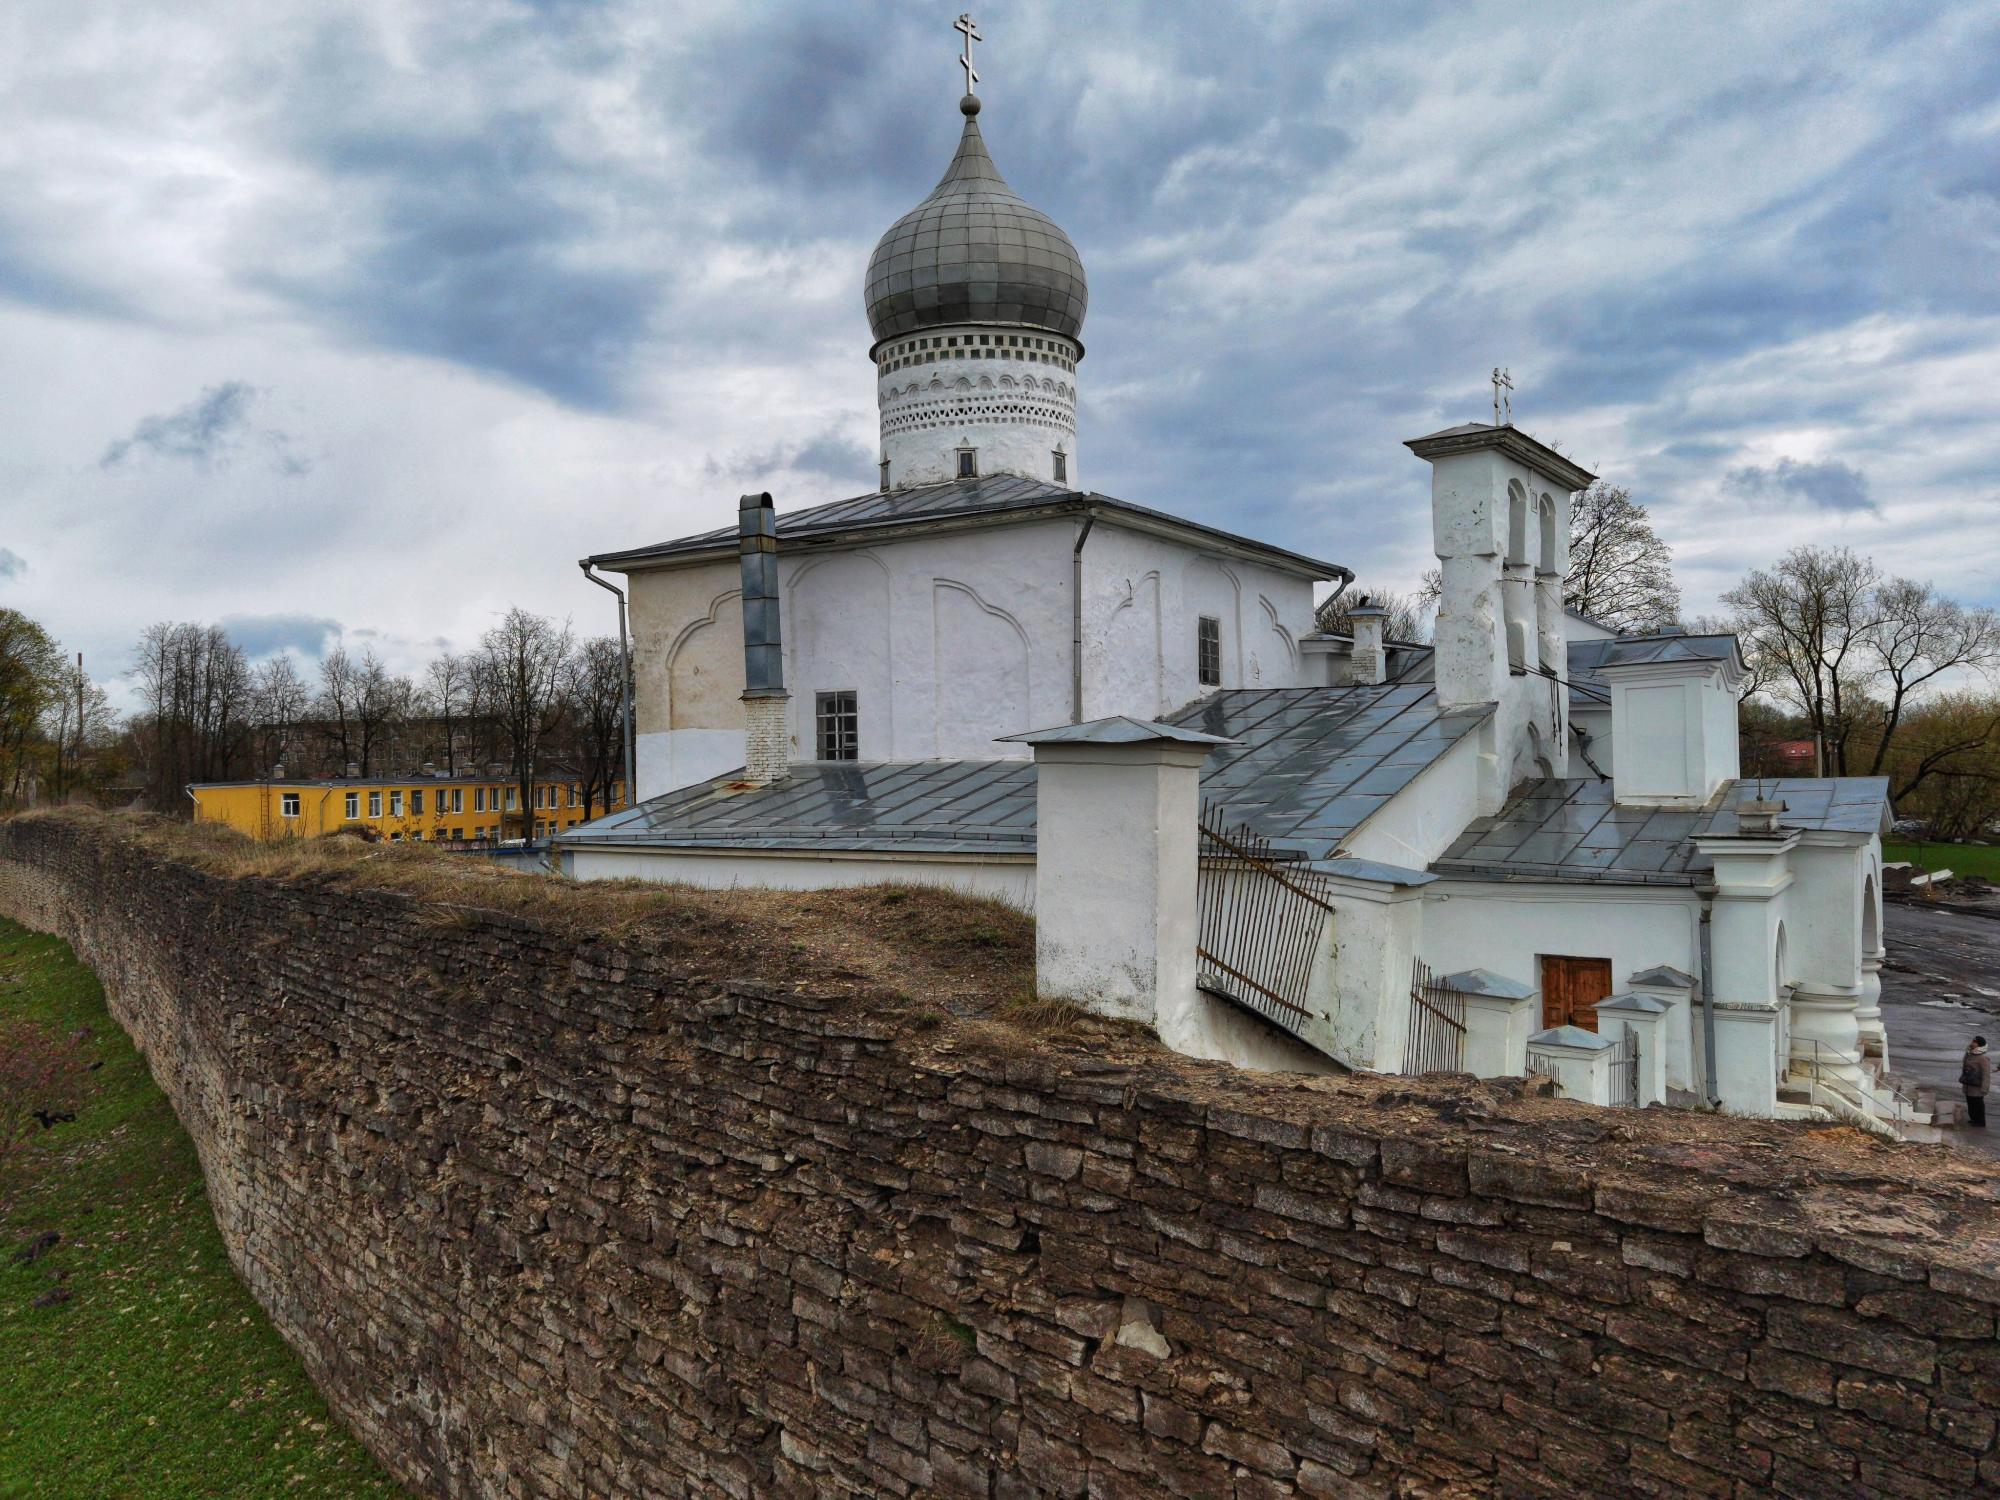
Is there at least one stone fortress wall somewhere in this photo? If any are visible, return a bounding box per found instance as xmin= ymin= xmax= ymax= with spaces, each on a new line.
xmin=1 ymin=812 xmax=1997 ymax=1499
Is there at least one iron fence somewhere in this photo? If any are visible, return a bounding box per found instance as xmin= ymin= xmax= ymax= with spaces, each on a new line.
xmin=1403 ymin=959 xmax=1468 ymax=1075
xmin=1195 ymin=807 xmax=1337 ymax=1037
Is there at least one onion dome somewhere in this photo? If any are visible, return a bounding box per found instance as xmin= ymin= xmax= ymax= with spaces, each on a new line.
xmin=864 ymin=94 xmax=1087 ymax=349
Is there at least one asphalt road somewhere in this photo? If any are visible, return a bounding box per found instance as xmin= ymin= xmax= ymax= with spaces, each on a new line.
xmin=1879 ymin=901 xmax=2000 ymax=1158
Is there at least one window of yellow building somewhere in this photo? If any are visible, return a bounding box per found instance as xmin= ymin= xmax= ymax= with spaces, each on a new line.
xmin=368 ymin=791 xmax=382 ymax=817
xmin=345 ymin=792 xmax=359 ymax=819
xmin=389 ymin=791 xmax=403 ymax=816
xmin=411 ymin=789 xmax=424 ymax=814
xmin=450 ymin=788 xmax=463 ymax=814
xmin=281 ymin=793 xmax=300 ymax=817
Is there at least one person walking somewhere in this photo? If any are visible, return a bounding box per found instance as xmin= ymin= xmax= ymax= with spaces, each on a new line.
xmin=1964 ymin=1037 xmax=1991 ymax=1128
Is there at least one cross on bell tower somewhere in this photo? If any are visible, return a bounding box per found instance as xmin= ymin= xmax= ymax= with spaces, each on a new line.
xmin=1491 ymin=367 xmax=1514 ymax=427
xmin=955 ymin=13 xmax=982 ymax=95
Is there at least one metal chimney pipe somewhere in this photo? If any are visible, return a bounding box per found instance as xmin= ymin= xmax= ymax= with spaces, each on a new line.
xmin=737 ymin=492 xmax=791 ymax=783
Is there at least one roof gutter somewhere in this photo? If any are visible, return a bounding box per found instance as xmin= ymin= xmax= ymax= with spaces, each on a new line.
xmin=579 ymin=561 xmax=638 ymax=806
xmin=1071 ymin=506 xmax=1097 ymax=721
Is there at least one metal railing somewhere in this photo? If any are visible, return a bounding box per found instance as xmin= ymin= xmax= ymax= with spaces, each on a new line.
xmin=1795 ymin=1039 xmax=1917 ymax=1127
xmin=1196 ymin=807 xmax=1337 ymax=1037
xmin=1524 ymin=1048 xmax=1565 ymax=1096
xmin=1403 ymin=959 xmax=1468 ymax=1075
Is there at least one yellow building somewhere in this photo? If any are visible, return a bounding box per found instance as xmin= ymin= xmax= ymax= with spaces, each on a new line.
xmin=190 ymin=774 xmax=627 ymax=844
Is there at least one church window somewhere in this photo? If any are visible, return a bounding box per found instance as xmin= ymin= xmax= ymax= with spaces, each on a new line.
xmin=957 ymin=447 xmax=978 ymax=479
xmin=1197 ymin=617 xmax=1222 ymax=686
xmin=979 ymin=334 xmax=990 ymax=344
xmin=816 ymin=691 xmax=859 ymax=762
xmin=879 ymin=456 xmax=891 ymax=491
xmin=948 ymin=336 xmax=959 ymax=346
xmin=1052 ymin=449 xmax=1067 ymax=484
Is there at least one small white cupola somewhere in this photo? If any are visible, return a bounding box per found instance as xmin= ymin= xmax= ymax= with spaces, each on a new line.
xmin=1593 ymin=634 xmax=1748 ymax=807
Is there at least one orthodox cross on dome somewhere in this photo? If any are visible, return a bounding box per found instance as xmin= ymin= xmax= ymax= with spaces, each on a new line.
xmin=1491 ymin=366 xmax=1514 ymax=427
xmin=955 ymin=12 xmax=982 ymax=95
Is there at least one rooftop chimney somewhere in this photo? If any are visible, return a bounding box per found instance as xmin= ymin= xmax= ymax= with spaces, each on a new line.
xmin=345 ymin=762 xmax=359 ymax=778
xmin=1347 ymin=597 xmax=1389 ymax=686
xmin=738 ymin=492 xmax=791 ymax=783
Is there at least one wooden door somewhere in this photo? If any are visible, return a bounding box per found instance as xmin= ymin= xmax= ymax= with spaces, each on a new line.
xmin=1541 ymin=956 xmax=1613 ymax=1032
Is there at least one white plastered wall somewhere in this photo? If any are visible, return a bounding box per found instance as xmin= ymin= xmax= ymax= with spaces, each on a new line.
xmin=628 ymin=559 xmax=750 ymax=800
xmin=1079 ymin=520 xmax=1317 ymax=718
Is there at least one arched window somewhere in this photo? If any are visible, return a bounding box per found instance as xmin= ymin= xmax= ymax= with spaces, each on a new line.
xmin=1506 ymin=479 xmax=1529 ymax=565
xmin=1538 ymin=493 xmax=1560 ymax=575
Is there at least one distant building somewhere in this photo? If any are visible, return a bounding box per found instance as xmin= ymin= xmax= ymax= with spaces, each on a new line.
xmin=190 ymin=773 xmax=625 ymax=844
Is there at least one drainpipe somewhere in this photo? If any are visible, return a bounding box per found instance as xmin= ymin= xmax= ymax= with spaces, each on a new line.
xmin=1070 ymin=508 xmax=1096 ymax=722
xmin=579 ymin=561 xmax=637 ymax=806
xmin=1697 ymin=881 xmax=1721 ymax=1107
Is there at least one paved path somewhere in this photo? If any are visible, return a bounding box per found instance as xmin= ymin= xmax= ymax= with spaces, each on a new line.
xmin=1880 ymin=901 xmax=2000 ymax=1159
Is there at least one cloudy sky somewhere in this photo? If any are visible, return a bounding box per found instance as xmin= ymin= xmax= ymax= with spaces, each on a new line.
xmin=4 ymin=0 xmax=1997 ymax=704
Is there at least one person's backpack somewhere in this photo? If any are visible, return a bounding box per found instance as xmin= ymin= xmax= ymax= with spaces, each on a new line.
xmin=1963 ymin=1052 xmax=1987 ymax=1090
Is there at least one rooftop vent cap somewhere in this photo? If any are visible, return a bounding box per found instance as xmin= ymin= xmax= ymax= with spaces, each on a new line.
xmin=1736 ymin=798 xmax=1788 ymax=836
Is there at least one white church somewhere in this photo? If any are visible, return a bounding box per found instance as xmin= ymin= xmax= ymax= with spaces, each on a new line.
xmin=563 ymin=45 xmax=1903 ymax=1133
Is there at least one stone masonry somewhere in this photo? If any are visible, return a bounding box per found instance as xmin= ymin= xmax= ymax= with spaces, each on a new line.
xmin=1 ymin=813 xmax=1998 ymax=1498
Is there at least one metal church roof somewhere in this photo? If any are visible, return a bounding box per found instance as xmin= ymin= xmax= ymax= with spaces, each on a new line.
xmin=1432 ymin=776 xmax=1892 ymax=885
xmin=584 ymin=473 xmax=1347 ymax=580
xmin=560 ymin=682 xmax=1488 ymax=860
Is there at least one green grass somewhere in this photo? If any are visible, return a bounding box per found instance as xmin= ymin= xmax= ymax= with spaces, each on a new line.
xmin=0 ymin=919 xmax=403 ymax=1499
xmin=1886 ymin=840 xmax=2000 ymax=880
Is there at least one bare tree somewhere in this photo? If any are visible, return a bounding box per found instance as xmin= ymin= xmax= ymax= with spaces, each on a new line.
xmin=473 ymin=608 xmax=574 ymax=839
xmin=43 ymin=653 xmax=115 ymax=801
xmin=425 ymin=651 xmax=469 ymax=774
xmin=250 ymin=655 xmax=311 ymax=773
xmin=316 ymin=646 xmax=361 ymax=771
xmin=1722 ymin=546 xmax=1881 ymax=775
xmin=1862 ymin=580 xmax=2000 ymax=776
xmin=566 ymin=636 xmax=628 ymax=818
xmin=132 ymin=622 xmax=254 ymax=810
xmin=1565 ymin=483 xmax=1680 ymax=633
xmin=1315 ymin=588 xmax=1431 ymax=643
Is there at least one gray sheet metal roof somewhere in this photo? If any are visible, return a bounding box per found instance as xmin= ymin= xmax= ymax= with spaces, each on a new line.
xmin=562 ymin=682 xmax=1489 ymax=859
xmin=583 ymin=473 xmax=1347 ymax=580
xmin=1566 ymin=632 xmax=1742 ymax=711
xmin=562 ymin=759 xmax=1040 ymax=855
xmin=1000 ymin=716 xmax=1233 ymax=747
xmin=1168 ymin=684 xmax=1492 ymax=860
xmin=1432 ymin=775 xmax=1892 ymax=886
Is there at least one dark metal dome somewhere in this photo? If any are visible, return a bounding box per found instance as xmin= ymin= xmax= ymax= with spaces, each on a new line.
xmin=864 ymin=96 xmax=1087 ymax=348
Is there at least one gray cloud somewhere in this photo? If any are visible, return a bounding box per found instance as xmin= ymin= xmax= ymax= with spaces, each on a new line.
xmin=100 ymin=382 xmax=309 ymax=474
xmin=704 ymin=426 xmax=872 ymax=486
xmin=218 ymin=613 xmax=343 ymax=659
xmin=0 ymin=548 xmax=24 ymax=580
xmin=1724 ymin=457 xmax=1877 ymax=513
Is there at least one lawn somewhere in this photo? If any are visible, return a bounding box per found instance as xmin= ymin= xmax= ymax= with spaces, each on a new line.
xmin=0 ymin=918 xmax=403 ymax=1499
xmin=1886 ymin=840 xmax=2000 ymax=881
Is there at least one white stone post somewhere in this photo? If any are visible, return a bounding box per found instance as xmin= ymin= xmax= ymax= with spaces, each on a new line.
xmin=1628 ymin=965 xmax=1698 ymax=1093
xmin=1442 ymin=969 xmax=1537 ymax=1078
xmin=1597 ymin=992 xmax=1668 ymax=1107
xmin=1525 ymin=1026 xmax=1615 ymax=1106
xmin=1693 ymin=828 xmax=1798 ymax=1117
xmin=1006 ymin=717 xmax=1230 ymax=1027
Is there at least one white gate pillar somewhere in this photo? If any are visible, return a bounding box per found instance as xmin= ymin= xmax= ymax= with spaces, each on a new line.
xmin=1006 ymin=717 xmax=1231 ymax=1027
xmin=1525 ymin=1026 xmax=1615 ymax=1105
xmin=1442 ymin=968 xmax=1537 ymax=1078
